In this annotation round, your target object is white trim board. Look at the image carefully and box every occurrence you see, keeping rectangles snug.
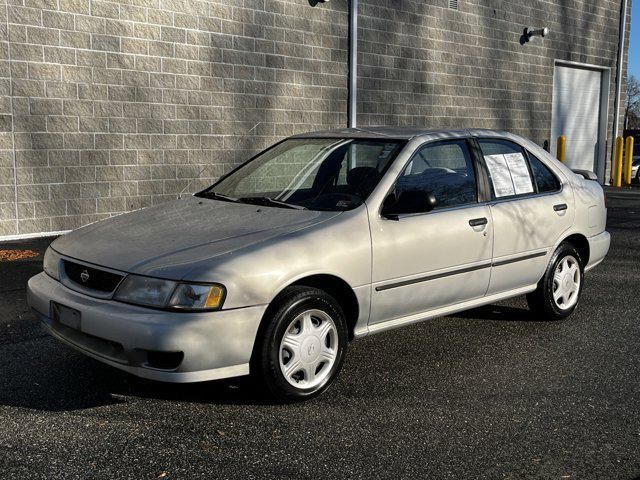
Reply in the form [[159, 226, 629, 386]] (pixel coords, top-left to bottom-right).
[[0, 230, 70, 243]]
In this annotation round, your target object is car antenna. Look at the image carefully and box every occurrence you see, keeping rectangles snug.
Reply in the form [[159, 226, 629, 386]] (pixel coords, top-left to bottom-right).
[[177, 122, 262, 199]]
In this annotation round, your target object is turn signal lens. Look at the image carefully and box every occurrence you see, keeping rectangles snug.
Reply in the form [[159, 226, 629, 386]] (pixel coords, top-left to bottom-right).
[[204, 285, 225, 308]]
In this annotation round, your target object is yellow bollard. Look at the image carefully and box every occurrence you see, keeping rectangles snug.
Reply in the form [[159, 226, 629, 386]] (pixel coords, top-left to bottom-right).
[[556, 135, 566, 163], [624, 136, 635, 185], [613, 136, 624, 187]]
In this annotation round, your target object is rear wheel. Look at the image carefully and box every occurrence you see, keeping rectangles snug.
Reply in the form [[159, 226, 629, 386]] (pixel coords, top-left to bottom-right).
[[527, 243, 584, 320], [253, 286, 348, 401]]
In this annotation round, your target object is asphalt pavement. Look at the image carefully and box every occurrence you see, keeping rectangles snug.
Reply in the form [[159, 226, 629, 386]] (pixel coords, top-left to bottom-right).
[[0, 191, 639, 480]]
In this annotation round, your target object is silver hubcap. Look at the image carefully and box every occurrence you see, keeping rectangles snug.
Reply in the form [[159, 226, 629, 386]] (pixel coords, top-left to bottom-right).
[[279, 309, 338, 389], [552, 255, 581, 310]]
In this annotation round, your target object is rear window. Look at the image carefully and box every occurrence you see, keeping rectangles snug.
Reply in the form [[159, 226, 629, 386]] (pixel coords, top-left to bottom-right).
[[478, 139, 534, 198]]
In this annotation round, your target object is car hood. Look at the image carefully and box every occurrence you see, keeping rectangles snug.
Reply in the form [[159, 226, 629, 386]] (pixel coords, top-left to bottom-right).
[[52, 195, 341, 279]]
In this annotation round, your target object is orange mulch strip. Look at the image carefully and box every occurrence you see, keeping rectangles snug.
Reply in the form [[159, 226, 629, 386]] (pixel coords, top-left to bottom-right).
[[0, 249, 39, 262]]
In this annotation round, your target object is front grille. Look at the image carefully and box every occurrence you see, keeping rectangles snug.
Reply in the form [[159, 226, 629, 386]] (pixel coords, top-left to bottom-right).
[[62, 260, 124, 293]]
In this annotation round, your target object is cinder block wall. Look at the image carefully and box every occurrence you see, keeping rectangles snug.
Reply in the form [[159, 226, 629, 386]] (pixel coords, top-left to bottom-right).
[[0, 0, 349, 236], [0, 0, 630, 237], [357, 0, 631, 165]]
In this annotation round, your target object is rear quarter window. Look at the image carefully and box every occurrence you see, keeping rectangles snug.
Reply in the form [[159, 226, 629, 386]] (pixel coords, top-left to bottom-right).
[[527, 153, 561, 193]]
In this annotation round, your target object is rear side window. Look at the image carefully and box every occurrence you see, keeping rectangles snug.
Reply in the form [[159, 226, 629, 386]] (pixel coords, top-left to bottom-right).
[[478, 139, 534, 198], [527, 152, 561, 193], [396, 140, 477, 209]]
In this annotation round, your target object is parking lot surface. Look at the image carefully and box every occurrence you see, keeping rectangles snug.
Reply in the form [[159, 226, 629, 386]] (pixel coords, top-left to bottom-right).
[[1, 190, 639, 480]]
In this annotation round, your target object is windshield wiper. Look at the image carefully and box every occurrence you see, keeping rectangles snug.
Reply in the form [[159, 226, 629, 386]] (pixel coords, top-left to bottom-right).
[[238, 196, 307, 210], [196, 191, 240, 203]]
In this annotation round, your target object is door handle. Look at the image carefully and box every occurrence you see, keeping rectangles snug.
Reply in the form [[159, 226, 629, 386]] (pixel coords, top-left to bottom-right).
[[553, 203, 568, 212], [468, 217, 488, 227]]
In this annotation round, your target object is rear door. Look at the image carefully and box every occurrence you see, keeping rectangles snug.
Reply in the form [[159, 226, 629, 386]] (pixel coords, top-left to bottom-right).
[[476, 138, 574, 295]]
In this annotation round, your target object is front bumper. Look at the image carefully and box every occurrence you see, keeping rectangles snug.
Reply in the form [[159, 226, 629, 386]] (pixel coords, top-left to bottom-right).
[[27, 272, 267, 383], [585, 230, 611, 272]]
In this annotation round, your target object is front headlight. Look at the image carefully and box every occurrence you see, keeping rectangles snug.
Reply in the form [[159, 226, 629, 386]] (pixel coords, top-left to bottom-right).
[[43, 246, 61, 280], [114, 274, 225, 310], [168, 283, 225, 310], [114, 275, 177, 308]]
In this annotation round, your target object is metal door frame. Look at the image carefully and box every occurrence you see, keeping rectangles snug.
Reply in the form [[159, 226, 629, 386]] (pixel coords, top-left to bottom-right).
[[550, 60, 611, 183]]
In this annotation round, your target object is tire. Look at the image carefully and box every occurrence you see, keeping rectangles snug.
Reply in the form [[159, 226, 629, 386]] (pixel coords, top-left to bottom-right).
[[526, 242, 584, 320], [253, 286, 349, 402]]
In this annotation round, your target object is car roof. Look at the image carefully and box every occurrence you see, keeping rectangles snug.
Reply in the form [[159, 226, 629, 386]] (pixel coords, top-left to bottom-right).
[[290, 127, 511, 141]]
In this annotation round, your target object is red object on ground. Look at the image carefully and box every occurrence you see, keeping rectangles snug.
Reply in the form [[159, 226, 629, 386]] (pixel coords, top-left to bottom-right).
[[0, 249, 39, 262]]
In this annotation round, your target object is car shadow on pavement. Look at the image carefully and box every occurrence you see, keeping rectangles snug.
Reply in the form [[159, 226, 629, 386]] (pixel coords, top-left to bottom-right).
[[451, 304, 540, 322], [0, 336, 275, 412], [1, 302, 544, 412]]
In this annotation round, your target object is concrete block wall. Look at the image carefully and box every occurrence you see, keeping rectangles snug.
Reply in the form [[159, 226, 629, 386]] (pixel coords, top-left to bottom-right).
[[357, 0, 630, 161], [0, 0, 630, 237], [0, 0, 349, 236]]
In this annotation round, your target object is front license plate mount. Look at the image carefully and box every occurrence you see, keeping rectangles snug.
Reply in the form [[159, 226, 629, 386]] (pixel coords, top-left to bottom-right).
[[51, 302, 81, 330]]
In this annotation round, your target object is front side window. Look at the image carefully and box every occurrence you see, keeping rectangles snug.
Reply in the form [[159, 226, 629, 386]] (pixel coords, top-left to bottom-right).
[[200, 138, 405, 211], [527, 152, 561, 193], [394, 140, 478, 209], [479, 139, 535, 199]]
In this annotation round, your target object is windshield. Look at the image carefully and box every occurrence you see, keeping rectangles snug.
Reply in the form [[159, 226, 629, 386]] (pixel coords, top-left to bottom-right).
[[199, 138, 405, 211]]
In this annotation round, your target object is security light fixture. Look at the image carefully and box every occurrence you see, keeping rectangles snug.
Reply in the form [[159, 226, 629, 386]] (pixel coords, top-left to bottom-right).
[[524, 26, 549, 41]]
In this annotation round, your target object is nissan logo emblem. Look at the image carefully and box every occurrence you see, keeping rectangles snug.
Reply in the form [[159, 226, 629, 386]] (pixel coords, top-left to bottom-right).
[[80, 270, 90, 283]]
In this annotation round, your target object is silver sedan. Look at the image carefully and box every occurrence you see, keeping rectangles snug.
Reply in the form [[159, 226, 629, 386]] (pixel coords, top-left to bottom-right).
[[27, 128, 610, 401]]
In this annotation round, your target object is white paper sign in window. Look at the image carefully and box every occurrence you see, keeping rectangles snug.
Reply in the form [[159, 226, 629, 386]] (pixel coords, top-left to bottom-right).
[[504, 153, 534, 194], [484, 153, 533, 197], [484, 154, 515, 197]]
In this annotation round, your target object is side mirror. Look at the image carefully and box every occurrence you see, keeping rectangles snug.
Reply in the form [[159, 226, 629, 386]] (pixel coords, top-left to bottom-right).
[[382, 189, 437, 219]]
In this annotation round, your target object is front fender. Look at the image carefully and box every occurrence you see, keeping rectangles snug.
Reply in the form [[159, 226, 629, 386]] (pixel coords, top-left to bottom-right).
[[184, 207, 373, 311]]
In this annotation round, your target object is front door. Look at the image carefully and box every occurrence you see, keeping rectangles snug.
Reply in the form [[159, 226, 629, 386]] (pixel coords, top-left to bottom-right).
[[369, 139, 493, 326]]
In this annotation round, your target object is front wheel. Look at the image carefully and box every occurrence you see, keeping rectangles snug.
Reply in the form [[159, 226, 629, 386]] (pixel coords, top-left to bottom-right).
[[253, 286, 348, 401], [526, 243, 584, 320]]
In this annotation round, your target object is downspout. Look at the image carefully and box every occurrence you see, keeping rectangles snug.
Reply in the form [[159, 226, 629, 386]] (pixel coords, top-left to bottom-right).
[[347, 0, 358, 128], [4, 2, 18, 233], [612, 0, 629, 173]]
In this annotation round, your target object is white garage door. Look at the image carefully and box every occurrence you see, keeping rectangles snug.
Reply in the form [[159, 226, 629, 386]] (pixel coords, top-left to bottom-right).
[[551, 65, 603, 173]]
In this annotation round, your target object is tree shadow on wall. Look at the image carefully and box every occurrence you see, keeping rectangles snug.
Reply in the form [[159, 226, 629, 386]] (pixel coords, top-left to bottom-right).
[[356, 0, 602, 147]]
